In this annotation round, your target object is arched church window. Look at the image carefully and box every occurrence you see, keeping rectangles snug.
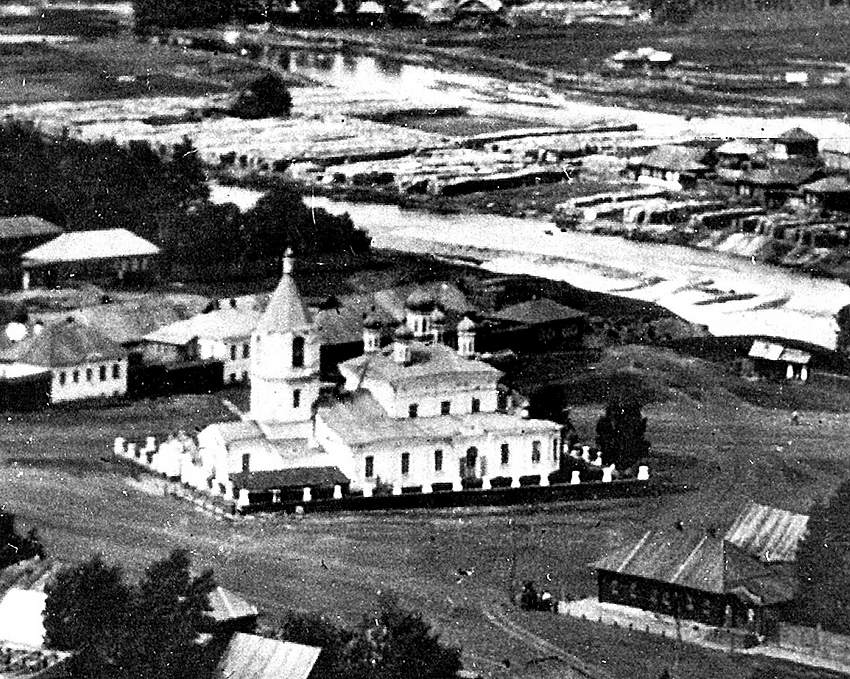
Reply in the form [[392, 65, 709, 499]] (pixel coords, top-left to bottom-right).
[[292, 336, 305, 368]]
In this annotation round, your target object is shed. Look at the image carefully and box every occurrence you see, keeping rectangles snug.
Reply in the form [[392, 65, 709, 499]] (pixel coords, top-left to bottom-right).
[[747, 340, 811, 381], [213, 633, 321, 679], [0, 216, 63, 289], [630, 145, 713, 190], [733, 164, 824, 207], [203, 586, 260, 635], [485, 298, 586, 351], [801, 175, 850, 212], [772, 127, 818, 159], [230, 467, 350, 506]]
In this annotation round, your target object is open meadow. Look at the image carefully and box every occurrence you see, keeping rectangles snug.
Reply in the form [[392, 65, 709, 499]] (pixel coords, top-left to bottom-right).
[[3, 344, 850, 678]]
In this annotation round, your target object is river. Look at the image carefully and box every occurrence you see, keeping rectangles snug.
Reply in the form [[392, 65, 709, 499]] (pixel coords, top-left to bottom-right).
[[209, 183, 850, 349]]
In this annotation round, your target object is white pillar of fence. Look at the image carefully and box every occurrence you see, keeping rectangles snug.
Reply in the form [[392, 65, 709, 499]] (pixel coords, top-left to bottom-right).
[[570, 470, 581, 485], [127, 442, 137, 458], [602, 466, 613, 483], [113, 436, 125, 455], [482, 477, 491, 490], [333, 484, 342, 500], [592, 454, 603, 467], [236, 488, 250, 511], [363, 484, 373, 498], [539, 474, 549, 487], [143, 436, 157, 453], [638, 465, 650, 481], [511, 476, 521, 489], [392, 483, 402, 496], [302, 487, 312, 503]]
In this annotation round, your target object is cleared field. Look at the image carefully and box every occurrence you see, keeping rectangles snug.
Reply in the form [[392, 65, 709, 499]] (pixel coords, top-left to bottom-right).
[[3, 344, 850, 678]]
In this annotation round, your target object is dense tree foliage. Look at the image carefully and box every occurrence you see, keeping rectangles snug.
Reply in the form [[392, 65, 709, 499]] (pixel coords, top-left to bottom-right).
[[268, 594, 461, 679], [231, 72, 293, 119], [0, 120, 369, 282], [835, 304, 850, 355], [43, 550, 215, 679], [595, 396, 650, 469], [795, 479, 850, 634], [636, 0, 697, 23], [0, 512, 44, 569]]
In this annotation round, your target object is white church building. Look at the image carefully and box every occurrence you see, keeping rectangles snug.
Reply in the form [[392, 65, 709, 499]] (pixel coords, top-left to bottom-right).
[[134, 250, 563, 507]]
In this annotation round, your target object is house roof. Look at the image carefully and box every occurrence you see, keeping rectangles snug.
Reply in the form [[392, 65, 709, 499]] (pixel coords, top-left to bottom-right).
[[33, 296, 208, 346], [490, 298, 585, 325], [0, 319, 126, 367], [203, 421, 267, 445], [255, 259, 311, 336], [724, 501, 809, 563], [21, 228, 159, 264], [640, 145, 709, 172], [737, 164, 822, 188], [213, 633, 321, 679], [230, 467, 350, 491], [776, 127, 818, 143], [0, 216, 62, 242], [457, 0, 503, 12], [748, 340, 811, 365], [372, 281, 471, 320], [339, 340, 501, 390], [143, 308, 261, 345], [0, 588, 47, 647], [206, 586, 259, 624], [593, 530, 795, 605], [318, 389, 557, 447], [802, 175, 850, 194], [716, 141, 759, 157]]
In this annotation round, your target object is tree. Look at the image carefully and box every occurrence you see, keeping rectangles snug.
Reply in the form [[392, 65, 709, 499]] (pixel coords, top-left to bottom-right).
[[342, 0, 362, 19], [351, 593, 462, 679], [0, 512, 44, 568], [231, 72, 293, 119], [835, 304, 850, 355], [298, 0, 337, 25], [595, 396, 650, 469], [795, 480, 850, 634], [381, 0, 407, 25], [43, 556, 132, 679], [270, 612, 354, 679], [636, 0, 696, 23]]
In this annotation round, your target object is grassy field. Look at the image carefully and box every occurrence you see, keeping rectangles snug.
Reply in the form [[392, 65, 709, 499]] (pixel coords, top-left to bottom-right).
[[4, 342, 850, 678]]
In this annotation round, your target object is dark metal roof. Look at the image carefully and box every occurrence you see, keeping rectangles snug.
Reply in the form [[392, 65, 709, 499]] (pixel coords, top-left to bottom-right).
[[776, 127, 818, 142], [724, 501, 809, 563], [490, 298, 586, 325], [230, 467, 350, 491], [736, 163, 822, 188]]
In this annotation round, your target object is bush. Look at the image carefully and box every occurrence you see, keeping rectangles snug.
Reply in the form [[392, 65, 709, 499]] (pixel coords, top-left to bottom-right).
[[489, 476, 513, 488], [519, 475, 541, 486]]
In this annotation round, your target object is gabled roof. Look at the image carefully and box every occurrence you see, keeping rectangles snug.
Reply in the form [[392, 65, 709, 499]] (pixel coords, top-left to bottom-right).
[[640, 145, 710, 172], [593, 530, 795, 605], [724, 501, 809, 563], [202, 421, 267, 445], [457, 0, 503, 12], [255, 261, 311, 336], [737, 164, 822, 188], [0, 216, 62, 242], [213, 633, 321, 679], [802, 175, 850, 194], [716, 141, 759, 157], [0, 319, 126, 367], [776, 127, 818, 143], [22, 228, 159, 264], [340, 340, 501, 390], [230, 467, 350, 491], [143, 308, 261, 345], [490, 298, 585, 325], [207, 586, 259, 624], [748, 340, 811, 365]]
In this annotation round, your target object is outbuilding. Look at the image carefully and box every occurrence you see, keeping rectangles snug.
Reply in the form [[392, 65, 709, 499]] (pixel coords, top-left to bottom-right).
[[801, 175, 850, 212], [746, 339, 811, 382], [629, 145, 714, 190]]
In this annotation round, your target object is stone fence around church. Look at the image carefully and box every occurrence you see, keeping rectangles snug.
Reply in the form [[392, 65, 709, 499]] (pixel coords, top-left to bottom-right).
[[778, 623, 850, 664], [112, 434, 666, 515]]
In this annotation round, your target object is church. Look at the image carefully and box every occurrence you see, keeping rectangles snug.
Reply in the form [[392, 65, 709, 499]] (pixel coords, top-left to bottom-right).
[[189, 250, 563, 508]]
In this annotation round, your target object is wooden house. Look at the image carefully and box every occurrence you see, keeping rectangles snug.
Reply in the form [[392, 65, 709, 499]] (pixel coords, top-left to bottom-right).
[[0, 216, 62, 290], [733, 164, 824, 207], [629, 145, 714, 190], [770, 127, 819, 160], [746, 340, 811, 382], [801, 175, 850, 212], [483, 298, 586, 352]]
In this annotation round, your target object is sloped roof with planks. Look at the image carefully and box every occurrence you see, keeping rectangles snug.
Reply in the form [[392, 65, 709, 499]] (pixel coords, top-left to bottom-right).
[[213, 633, 321, 679], [724, 501, 809, 563]]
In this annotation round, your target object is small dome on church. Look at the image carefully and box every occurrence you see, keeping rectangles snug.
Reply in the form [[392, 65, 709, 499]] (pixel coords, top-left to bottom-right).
[[457, 316, 477, 333], [363, 311, 383, 329], [394, 324, 414, 341], [430, 307, 446, 324], [405, 289, 436, 312]]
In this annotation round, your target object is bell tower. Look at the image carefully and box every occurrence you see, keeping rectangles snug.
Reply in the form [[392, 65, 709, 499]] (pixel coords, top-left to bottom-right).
[[250, 249, 321, 431]]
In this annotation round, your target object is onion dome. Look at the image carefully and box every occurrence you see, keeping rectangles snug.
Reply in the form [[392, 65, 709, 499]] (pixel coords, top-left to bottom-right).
[[405, 289, 437, 312], [393, 324, 414, 341], [363, 310, 383, 330], [430, 307, 446, 325], [457, 316, 477, 333]]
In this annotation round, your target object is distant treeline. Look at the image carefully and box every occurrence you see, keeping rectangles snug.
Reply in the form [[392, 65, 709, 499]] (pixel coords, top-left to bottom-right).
[[0, 119, 369, 282]]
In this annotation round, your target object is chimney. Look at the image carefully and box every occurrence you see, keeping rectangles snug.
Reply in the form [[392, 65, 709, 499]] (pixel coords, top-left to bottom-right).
[[392, 325, 413, 364], [456, 316, 477, 358]]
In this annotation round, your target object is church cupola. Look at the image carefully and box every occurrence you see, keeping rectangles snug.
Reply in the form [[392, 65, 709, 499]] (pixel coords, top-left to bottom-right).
[[457, 316, 477, 358], [430, 307, 446, 345], [393, 324, 413, 364], [404, 289, 436, 339], [363, 310, 383, 354]]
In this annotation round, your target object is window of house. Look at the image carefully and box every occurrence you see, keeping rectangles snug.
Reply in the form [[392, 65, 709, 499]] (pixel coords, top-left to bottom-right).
[[242, 343, 250, 359], [230, 345, 237, 361], [471, 398, 480, 413], [292, 336, 305, 368], [86, 368, 93, 382], [72, 370, 79, 383], [434, 449, 443, 472], [365, 455, 374, 479], [497, 392, 508, 411], [552, 438, 559, 463], [112, 363, 120, 379], [100, 365, 107, 381], [229, 373, 237, 383], [401, 452, 410, 476], [480, 456, 487, 477], [408, 403, 418, 418], [272, 489, 281, 504], [440, 400, 451, 415], [531, 440, 541, 464], [501, 443, 509, 466], [293, 389, 301, 409], [241, 453, 250, 473]]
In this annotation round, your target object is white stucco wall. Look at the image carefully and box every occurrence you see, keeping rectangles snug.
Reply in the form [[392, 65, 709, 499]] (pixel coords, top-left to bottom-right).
[[49, 358, 127, 402]]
